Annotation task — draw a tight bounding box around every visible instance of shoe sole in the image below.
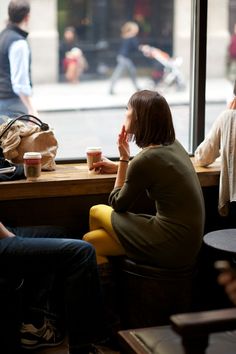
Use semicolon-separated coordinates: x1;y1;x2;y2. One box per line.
21;338;64;350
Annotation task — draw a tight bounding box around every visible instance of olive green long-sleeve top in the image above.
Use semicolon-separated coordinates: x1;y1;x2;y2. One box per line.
109;140;205;268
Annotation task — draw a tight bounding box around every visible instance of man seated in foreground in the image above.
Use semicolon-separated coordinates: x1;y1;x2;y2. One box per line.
0;222;107;354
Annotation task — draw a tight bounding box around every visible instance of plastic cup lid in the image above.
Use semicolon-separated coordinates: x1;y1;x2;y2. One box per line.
23;152;42;159
86;147;102;152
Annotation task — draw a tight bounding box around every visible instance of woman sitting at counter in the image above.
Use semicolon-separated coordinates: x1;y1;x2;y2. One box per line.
194;80;236;217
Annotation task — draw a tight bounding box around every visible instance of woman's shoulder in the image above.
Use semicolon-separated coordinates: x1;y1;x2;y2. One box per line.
215;109;236;126
131;142;190;172
132;145;171;163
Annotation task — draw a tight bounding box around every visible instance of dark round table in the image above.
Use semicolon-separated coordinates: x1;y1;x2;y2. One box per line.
204;229;236;254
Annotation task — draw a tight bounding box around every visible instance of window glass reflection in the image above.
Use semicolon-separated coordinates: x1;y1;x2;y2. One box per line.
55;0;192;159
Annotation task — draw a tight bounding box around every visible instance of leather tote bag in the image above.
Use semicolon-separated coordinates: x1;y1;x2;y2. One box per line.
0;115;58;171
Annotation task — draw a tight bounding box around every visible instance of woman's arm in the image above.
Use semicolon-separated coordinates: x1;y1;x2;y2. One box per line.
108;126;149;211
194;112;224;166
109;151;148;212
114;125;130;188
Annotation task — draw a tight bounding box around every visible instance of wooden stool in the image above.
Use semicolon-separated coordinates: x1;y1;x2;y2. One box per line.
204;229;236;256
199;229;236;310
114;257;194;329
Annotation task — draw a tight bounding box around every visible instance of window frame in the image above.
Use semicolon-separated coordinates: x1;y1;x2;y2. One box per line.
189;0;207;154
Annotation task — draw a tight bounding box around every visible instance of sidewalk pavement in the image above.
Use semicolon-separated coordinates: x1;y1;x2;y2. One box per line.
33;77;234;112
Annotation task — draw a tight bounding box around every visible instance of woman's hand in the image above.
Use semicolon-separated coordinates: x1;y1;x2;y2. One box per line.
218;270;236;305
92;157;118;174
0;222;15;239
118;125;130;160
113;126;130;189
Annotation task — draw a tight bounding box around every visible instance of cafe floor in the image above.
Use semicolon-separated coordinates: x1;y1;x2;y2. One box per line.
32;340;120;354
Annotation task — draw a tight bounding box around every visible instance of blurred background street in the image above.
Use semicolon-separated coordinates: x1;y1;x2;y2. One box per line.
1;0;235;159
34;77;233;159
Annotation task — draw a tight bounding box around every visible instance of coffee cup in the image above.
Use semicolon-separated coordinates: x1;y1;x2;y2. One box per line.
23;152;42;181
86;147;102;172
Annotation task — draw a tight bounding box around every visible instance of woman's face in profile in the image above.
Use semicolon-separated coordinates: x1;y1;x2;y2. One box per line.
124;105;134;133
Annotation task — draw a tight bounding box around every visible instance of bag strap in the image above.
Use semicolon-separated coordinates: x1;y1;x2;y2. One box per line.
0;114;49;141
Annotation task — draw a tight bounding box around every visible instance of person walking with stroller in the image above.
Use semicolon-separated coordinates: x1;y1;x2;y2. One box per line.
140;44;185;91
109;21;140;95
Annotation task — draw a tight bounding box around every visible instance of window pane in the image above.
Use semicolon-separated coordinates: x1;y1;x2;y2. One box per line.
52;0;193;160
0;1;192;160
205;0;236;137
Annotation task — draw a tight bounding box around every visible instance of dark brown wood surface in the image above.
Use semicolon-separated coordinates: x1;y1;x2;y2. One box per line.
0;159;220;201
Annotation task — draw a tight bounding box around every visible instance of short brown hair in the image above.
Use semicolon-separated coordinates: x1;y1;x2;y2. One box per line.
128;90;175;148
8;0;30;24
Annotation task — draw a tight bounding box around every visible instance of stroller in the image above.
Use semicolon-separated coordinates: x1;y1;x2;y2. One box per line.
140;45;186;91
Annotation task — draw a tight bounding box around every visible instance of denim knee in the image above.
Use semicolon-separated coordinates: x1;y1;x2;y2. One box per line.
70;239;96;265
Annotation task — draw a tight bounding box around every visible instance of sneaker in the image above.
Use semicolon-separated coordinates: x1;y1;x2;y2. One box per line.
20;318;64;349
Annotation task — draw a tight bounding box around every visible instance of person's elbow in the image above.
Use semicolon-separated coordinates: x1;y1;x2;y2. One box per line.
194;152;210;167
194;144;217;167
12;83;32;97
109;197;127;212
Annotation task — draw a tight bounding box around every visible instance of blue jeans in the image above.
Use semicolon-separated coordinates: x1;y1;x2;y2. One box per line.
0;229;107;352
6;225;72;321
0;97;28;118
109;55;139;92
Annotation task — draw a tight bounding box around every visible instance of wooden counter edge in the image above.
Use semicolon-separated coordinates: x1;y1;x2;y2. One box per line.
0;160;220;201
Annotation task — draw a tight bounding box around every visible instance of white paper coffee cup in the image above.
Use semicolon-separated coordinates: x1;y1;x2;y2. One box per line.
23;152;42;181
86;147;102;171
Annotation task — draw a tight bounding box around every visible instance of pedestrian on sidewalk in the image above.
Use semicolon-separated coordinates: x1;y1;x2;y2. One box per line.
59;26;88;84
0;0;38;118
109;21;141;95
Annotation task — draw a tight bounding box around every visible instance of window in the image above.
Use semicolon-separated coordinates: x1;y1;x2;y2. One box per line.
205;0;236;139
15;0;232;161
51;0;194;160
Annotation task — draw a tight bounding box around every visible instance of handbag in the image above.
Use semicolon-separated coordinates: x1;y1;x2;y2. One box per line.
0;151;25;181
0;114;58;171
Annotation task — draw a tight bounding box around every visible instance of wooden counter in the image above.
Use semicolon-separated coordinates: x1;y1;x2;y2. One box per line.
0;158;220;201
192;159;220;187
0;158;222;232
0;164;115;201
